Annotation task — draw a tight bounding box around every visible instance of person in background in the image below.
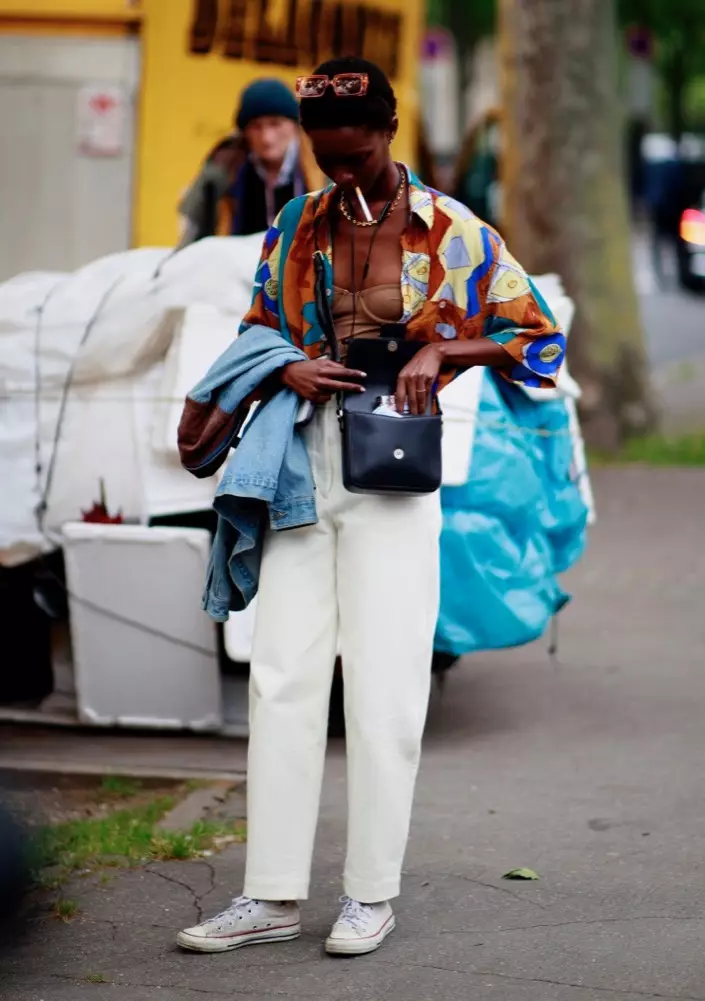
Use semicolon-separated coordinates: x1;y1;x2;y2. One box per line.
178;78;322;244
642;143;686;288
452;107;502;232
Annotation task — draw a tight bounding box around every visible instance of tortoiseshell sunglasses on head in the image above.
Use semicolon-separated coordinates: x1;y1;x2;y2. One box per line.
295;73;370;99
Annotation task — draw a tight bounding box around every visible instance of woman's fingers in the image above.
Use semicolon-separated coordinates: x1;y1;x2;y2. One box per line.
395;374;409;413
319;378;365;393
417;374;432;413
399;371;433;414
324;362;367;379
407;381;422;415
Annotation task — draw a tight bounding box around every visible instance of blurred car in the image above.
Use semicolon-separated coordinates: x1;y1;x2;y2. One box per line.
642;133;705;293
678;196;705;292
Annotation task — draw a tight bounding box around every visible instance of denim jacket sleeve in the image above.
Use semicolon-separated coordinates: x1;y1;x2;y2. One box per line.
177;327;306;478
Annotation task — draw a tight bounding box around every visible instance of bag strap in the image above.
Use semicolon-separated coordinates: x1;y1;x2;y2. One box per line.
313;250;346;429
313;250;339;363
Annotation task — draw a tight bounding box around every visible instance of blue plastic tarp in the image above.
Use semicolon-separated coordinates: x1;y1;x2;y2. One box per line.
435;371;589;656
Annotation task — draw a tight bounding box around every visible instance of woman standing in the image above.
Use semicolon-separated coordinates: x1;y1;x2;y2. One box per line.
177;57;564;958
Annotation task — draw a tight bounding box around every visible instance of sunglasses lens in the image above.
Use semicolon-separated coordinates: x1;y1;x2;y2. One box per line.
296;76;327;98
334;75;366;96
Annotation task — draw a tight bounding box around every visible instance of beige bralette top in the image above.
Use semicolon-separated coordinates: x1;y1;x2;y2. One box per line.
332;284;403;361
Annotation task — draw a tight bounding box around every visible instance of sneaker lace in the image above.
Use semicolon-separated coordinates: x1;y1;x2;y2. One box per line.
338;896;373;932
213;895;257;924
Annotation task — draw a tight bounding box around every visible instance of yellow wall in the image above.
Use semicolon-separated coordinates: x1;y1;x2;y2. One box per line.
0;0;425;248
0;0;140;20
136;0;424;246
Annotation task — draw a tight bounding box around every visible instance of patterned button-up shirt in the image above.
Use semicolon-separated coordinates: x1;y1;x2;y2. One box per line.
239;167;565;391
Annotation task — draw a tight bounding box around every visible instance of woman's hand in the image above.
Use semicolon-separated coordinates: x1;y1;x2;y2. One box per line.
396;344;444;415
282;359;366;404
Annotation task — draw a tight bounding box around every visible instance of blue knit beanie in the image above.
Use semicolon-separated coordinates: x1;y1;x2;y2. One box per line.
236;79;299;130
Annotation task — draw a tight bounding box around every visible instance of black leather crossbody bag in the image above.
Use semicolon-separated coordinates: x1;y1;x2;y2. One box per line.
313;251;442;496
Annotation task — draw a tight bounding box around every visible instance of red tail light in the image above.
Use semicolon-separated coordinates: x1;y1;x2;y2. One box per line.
680;208;705;246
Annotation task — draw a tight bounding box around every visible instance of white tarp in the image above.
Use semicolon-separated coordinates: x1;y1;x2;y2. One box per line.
0;236;262;566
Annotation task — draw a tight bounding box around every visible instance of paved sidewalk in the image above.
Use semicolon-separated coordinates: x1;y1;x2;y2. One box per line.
3;466;705;1001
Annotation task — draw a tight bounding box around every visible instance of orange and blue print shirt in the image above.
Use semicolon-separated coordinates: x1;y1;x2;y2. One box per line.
239;167;565;391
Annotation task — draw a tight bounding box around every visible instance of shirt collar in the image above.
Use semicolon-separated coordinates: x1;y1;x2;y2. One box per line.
312;165;435;229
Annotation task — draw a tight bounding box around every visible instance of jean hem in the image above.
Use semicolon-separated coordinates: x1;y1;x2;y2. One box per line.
244;877;310;901
343;874;401;904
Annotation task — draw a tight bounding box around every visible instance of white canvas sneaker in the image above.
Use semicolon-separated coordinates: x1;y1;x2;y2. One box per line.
176;896;300;953
324;897;396;956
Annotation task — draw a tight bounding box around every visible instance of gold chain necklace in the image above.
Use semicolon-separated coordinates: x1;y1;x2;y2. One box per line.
339;169;406;227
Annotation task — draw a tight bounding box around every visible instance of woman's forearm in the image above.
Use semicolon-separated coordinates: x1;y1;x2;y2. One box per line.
437;339;513;370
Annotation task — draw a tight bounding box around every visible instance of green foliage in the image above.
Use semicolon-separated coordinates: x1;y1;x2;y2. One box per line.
427;0;495;49
619;0;705;50
618;0;705;133
620;0;705;69
686;77;705;129
430;0;705;134
99;775;143;799
52;898;80;922
590;432;705;466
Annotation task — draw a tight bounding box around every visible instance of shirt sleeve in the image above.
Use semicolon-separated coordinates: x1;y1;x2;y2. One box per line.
481;236;566;389
238;216;284;334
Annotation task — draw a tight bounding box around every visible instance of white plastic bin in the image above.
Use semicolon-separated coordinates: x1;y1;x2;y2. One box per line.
62;522;223;731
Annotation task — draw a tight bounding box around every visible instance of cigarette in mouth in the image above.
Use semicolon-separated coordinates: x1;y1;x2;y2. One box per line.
354;187;373;223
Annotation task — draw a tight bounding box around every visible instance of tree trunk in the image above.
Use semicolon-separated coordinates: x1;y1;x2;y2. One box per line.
498;0;656;448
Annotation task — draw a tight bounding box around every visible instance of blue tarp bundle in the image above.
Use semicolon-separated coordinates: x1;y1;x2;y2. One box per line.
435;371;589;656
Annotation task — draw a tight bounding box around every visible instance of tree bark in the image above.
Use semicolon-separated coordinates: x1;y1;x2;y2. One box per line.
498;0;656;448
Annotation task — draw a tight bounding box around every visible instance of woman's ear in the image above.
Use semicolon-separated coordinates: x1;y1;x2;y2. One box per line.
388;116;399;146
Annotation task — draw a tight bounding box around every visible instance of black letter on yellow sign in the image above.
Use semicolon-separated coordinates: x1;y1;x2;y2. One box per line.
222;0;248;59
190;0;218;54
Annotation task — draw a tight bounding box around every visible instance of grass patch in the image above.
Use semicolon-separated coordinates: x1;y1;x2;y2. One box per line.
85;973;108;984
99;775;143;799
590;432;705;467
52;898;80;922
31;796;246;891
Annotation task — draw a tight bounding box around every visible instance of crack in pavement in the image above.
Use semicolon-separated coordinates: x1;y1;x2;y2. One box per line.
439;914;705;937
472;969;705;1001
40;971;312;998
145;860;217;924
199;855;217;905
455;873;550;911
145;866;201;921
375;962;705;1001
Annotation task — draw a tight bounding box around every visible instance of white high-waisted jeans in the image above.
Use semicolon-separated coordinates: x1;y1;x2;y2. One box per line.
244;402;441;903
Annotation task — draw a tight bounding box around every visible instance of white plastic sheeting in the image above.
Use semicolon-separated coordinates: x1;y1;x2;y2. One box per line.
0;236;262;566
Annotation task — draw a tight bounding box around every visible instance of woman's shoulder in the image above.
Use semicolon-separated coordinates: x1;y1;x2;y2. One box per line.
408;172;497;235
429;188;497;234
417;186;503;261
